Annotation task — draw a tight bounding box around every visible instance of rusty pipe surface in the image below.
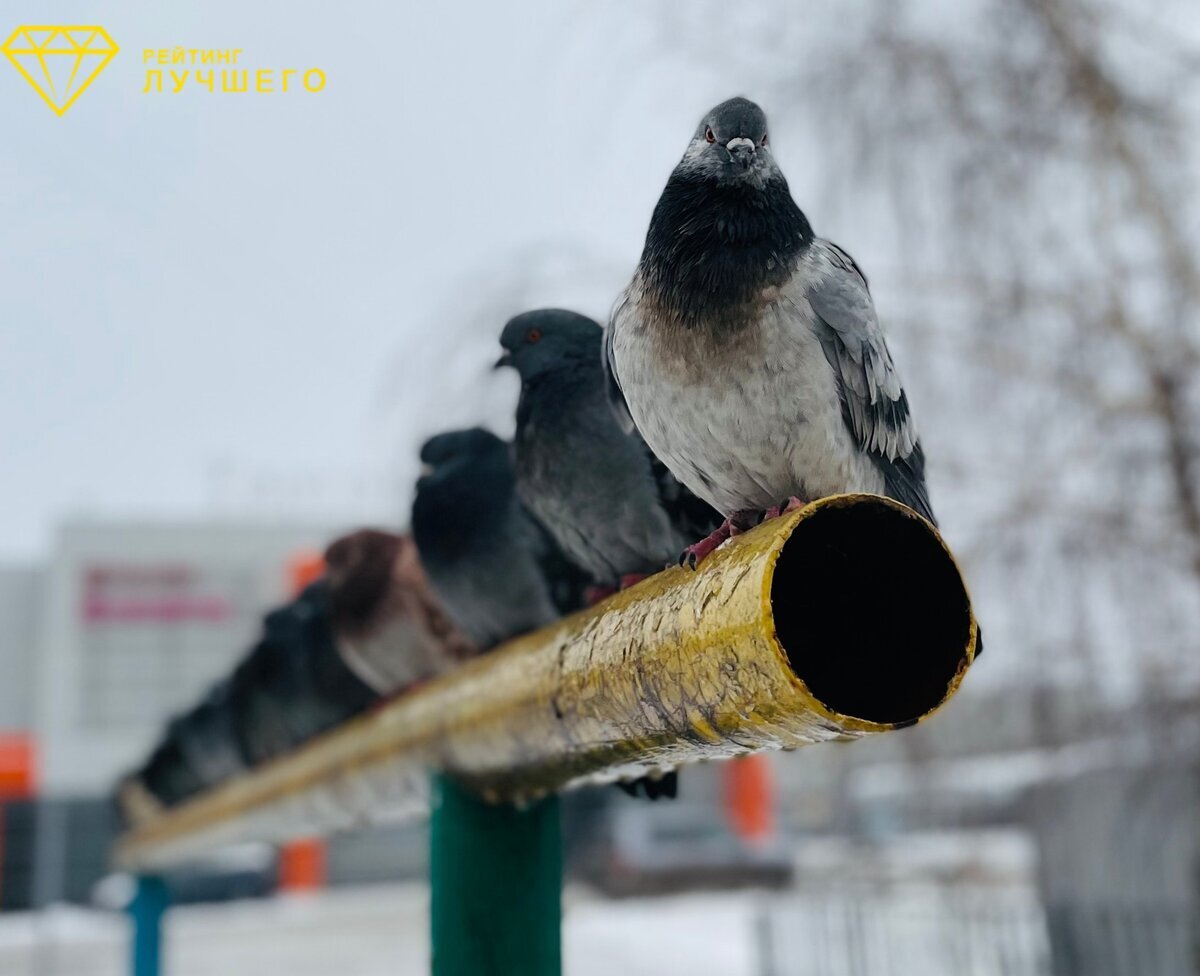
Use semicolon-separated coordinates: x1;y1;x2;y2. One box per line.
116;494;977;870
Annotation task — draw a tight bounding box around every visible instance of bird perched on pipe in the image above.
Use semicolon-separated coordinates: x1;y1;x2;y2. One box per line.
411;427;588;652
223;579;383;768
324;529;474;695
497;309;721;591
605;97;937;567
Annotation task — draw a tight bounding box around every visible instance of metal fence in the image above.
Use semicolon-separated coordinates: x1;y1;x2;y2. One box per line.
1044;902;1196;976
759;886;1053;976
759;887;1199;976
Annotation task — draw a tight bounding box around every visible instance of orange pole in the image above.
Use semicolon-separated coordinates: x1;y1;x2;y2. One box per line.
287;552;326;593
278;837;326;891
722;753;776;848
0;735;36;799
0;733;36;912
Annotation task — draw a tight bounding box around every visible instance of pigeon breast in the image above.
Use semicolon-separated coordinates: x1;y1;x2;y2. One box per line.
610;247;887;516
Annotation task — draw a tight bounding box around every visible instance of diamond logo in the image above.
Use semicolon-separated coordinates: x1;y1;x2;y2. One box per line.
2;25;119;116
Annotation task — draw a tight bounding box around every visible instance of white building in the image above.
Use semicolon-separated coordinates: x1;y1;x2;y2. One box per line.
34;519;338;797
0;566;41;733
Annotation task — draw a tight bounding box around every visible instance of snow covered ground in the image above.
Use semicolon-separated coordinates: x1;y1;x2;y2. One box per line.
0;884;763;976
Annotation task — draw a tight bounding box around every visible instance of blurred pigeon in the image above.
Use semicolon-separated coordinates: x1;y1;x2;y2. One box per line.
411;427;587;651
127;736;207;813
117;530;470;823
605;96;937;567
325;529;474;694
167;678;245;790
226;579;380;767
497;309;721;589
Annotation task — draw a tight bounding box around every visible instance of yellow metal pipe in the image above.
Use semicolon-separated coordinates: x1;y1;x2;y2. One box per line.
115;494;977;870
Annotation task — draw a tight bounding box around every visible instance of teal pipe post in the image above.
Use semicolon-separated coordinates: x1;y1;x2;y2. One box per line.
128;875;169;976
430;774;562;976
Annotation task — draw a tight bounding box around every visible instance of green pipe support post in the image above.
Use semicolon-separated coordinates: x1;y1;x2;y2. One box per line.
430;773;562;976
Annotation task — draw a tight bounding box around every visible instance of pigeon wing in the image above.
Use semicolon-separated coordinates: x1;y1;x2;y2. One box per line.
603;291;638;435
806;241;936;525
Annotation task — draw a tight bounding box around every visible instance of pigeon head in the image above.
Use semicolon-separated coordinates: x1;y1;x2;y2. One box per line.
418;427;507;481
677;97;776;185
412;427;520;614
495;308;601;382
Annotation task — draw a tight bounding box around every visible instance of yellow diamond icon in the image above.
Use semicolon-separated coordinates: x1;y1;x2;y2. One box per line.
2;25;119;116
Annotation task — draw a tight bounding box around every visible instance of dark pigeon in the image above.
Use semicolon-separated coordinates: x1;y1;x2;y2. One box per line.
227;580;380;768
411;427;587;651
497;309;721;588
119;578;382;817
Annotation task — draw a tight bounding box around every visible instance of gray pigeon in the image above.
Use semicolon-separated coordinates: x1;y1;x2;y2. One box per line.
605;97;936;566
411;427;586;651
497;309;721;588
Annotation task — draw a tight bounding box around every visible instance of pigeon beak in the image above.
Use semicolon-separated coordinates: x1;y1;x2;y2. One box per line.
493;352;513;370
726;137;756;168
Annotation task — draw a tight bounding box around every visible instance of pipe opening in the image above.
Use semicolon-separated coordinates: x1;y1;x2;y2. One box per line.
771;499;973;726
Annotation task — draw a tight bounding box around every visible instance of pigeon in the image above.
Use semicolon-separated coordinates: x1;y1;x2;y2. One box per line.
119;575;385;816
411;427;587;651
325;529;474;695
497;309;721;589
226;579;381;767
605;96;937;567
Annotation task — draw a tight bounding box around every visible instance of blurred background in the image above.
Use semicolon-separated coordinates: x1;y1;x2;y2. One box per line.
1;0;1198;973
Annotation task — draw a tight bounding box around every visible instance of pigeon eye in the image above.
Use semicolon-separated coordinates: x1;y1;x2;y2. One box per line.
760;133;769;146
526;329;543;344
704;126;716;144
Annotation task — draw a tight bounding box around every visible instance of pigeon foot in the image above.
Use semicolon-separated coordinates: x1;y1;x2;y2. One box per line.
619;572;650;590
680;519;732;570
759;496;806;522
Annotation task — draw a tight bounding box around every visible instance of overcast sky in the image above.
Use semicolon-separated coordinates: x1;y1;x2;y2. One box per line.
1;1;830;560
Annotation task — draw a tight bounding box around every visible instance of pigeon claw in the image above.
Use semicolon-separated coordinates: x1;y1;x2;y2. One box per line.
680;518;735;570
